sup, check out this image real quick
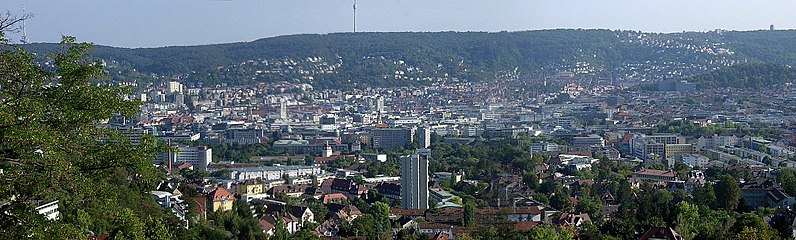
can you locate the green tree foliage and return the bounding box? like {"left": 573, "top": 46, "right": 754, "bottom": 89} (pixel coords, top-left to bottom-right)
{"left": 273, "top": 217, "right": 290, "bottom": 240}
{"left": 523, "top": 172, "right": 540, "bottom": 190}
{"left": 369, "top": 201, "right": 391, "bottom": 232}
{"left": 550, "top": 190, "right": 573, "bottom": 212}
{"left": 16, "top": 30, "right": 796, "bottom": 90}
{"left": 687, "top": 63, "right": 796, "bottom": 89}
{"left": 0, "top": 32, "right": 178, "bottom": 238}
{"left": 338, "top": 202, "right": 392, "bottom": 239}
{"left": 715, "top": 175, "right": 742, "bottom": 211}
{"left": 463, "top": 201, "right": 475, "bottom": 227}
{"left": 733, "top": 226, "right": 779, "bottom": 240}
{"left": 574, "top": 196, "right": 602, "bottom": 217}
{"left": 674, "top": 202, "right": 699, "bottom": 240}
{"left": 777, "top": 168, "right": 796, "bottom": 196}
{"left": 528, "top": 225, "right": 574, "bottom": 240}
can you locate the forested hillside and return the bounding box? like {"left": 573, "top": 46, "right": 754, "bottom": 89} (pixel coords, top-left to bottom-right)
{"left": 22, "top": 29, "right": 796, "bottom": 89}
{"left": 687, "top": 63, "right": 796, "bottom": 89}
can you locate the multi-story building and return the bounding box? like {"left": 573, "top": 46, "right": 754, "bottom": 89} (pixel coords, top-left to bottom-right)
{"left": 208, "top": 187, "right": 235, "bottom": 212}
{"left": 740, "top": 178, "right": 795, "bottom": 208}
{"left": 572, "top": 134, "right": 605, "bottom": 150}
{"left": 697, "top": 135, "right": 740, "bottom": 149}
{"left": 157, "top": 145, "right": 213, "bottom": 171}
{"left": 236, "top": 180, "right": 265, "bottom": 195}
{"left": 529, "top": 142, "right": 560, "bottom": 153}
{"left": 168, "top": 81, "right": 184, "bottom": 93}
{"left": 372, "top": 127, "right": 413, "bottom": 151}
{"left": 225, "top": 128, "right": 267, "bottom": 145}
{"left": 150, "top": 191, "right": 187, "bottom": 224}
{"left": 34, "top": 200, "right": 59, "bottom": 221}
{"left": 116, "top": 126, "right": 156, "bottom": 144}
{"left": 273, "top": 140, "right": 348, "bottom": 155}
{"left": 279, "top": 100, "right": 288, "bottom": 120}
{"left": 401, "top": 149, "right": 429, "bottom": 210}
{"left": 631, "top": 134, "right": 687, "bottom": 164}
{"left": 664, "top": 144, "right": 695, "bottom": 160}
{"left": 631, "top": 169, "right": 677, "bottom": 182}
{"left": 223, "top": 165, "right": 324, "bottom": 181}
{"left": 417, "top": 126, "right": 432, "bottom": 149}
{"left": 674, "top": 154, "right": 709, "bottom": 168}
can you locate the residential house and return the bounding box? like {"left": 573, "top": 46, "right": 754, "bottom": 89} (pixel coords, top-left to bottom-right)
{"left": 741, "top": 178, "right": 796, "bottom": 209}
{"left": 267, "top": 184, "right": 311, "bottom": 198}
{"left": 553, "top": 212, "right": 591, "bottom": 228}
{"left": 375, "top": 182, "right": 401, "bottom": 201}
{"left": 639, "top": 227, "right": 684, "bottom": 240}
{"left": 236, "top": 180, "right": 264, "bottom": 195}
{"left": 417, "top": 223, "right": 454, "bottom": 239}
{"left": 207, "top": 187, "right": 235, "bottom": 212}
{"left": 321, "top": 193, "right": 348, "bottom": 205}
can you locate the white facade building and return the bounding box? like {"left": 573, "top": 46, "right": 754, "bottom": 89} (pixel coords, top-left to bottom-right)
{"left": 401, "top": 149, "right": 429, "bottom": 210}
{"left": 226, "top": 166, "right": 324, "bottom": 181}
{"left": 34, "top": 200, "right": 59, "bottom": 221}
{"left": 168, "top": 81, "right": 184, "bottom": 93}
{"left": 157, "top": 145, "right": 213, "bottom": 171}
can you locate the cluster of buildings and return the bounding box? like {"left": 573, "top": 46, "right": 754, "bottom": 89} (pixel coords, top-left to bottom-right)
{"left": 76, "top": 72, "right": 796, "bottom": 239}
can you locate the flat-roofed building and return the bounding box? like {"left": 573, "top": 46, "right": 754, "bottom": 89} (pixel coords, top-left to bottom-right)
{"left": 401, "top": 150, "right": 429, "bottom": 210}
{"left": 372, "top": 128, "right": 413, "bottom": 151}
{"left": 632, "top": 169, "right": 677, "bottom": 182}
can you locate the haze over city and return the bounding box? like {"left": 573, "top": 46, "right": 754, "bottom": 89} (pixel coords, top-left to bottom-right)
{"left": 3, "top": 0, "right": 796, "bottom": 47}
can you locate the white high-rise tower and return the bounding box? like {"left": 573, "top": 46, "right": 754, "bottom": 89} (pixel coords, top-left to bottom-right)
{"left": 417, "top": 126, "right": 431, "bottom": 149}
{"left": 353, "top": 0, "right": 357, "bottom": 33}
{"left": 279, "top": 100, "right": 288, "bottom": 120}
{"left": 20, "top": 5, "right": 28, "bottom": 44}
{"left": 401, "top": 149, "right": 429, "bottom": 209}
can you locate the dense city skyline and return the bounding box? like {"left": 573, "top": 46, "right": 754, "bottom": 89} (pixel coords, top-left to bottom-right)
{"left": 3, "top": 0, "right": 796, "bottom": 47}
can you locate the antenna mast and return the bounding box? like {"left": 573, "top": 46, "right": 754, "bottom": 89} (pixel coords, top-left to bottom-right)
{"left": 21, "top": 5, "right": 28, "bottom": 44}
{"left": 353, "top": 0, "right": 357, "bottom": 33}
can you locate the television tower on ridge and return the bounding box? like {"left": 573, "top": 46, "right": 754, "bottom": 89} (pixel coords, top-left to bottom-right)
{"left": 353, "top": 0, "right": 357, "bottom": 33}
{"left": 21, "top": 5, "right": 28, "bottom": 44}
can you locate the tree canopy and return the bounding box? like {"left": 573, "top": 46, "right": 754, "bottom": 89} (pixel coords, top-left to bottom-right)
{"left": 0, "top": 27, "right": 175, "bottom": 238}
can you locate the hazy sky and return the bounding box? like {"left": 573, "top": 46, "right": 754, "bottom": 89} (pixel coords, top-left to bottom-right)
{"left": 2, "top": 0, "right": 795, "bottom": 48}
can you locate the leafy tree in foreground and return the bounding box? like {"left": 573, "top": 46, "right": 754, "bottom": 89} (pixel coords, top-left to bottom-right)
{"left": 0, "top": 23, "right": 171, "bottom": 238}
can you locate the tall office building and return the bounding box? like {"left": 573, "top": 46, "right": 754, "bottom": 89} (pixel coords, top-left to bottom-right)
{"left": 417, "top": 126, "right": 432, "bottom": 149}
{"left": 376, "top": 96, "right": 385, "bottom": 113}
{"left": 157, "top": 145, "right": 213, "bottom": 171}
{"left": 401, "top": 149, "right": 430, "bottom": 210}
{"left": 372, "top": 128, "right": 413, "bottom": 150}
{"left": 168, "top": 81, "right": 184, "bottom": 93}
{"left": 280, "top": 100, "right": 288, "bottom": 120}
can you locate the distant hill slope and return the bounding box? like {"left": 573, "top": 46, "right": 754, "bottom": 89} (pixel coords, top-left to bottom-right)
{"left": 687, "top": 63, "right": 796, "bottom": 89}
{"left": 22, "top": 29, "right": 796, "bottom": 89}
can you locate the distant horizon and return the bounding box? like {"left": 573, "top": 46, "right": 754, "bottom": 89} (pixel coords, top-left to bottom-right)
{"left": 3, "top": 0, "right": 796, "bottom": 48}
{"left": 19, "top": 28, "right": 795, "bottom": 49}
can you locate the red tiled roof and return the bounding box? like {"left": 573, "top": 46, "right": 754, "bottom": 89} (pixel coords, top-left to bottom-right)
{"left": 259, "top": 217, "right": 275, "bottom": 232}
{"left": 322, "top": 193, "right": 348, "bottom": 205}
{"left": 513, "top": 221, "right": 539, "bottom": 232}
{"left": 209, "top": 187, "right": 235, "bottom": 202}
{"left": 433, "top": 232, "right": 451, "bottom": 240}
{"left": 391, "top": 207, "right": 426, "bottom": 217}
{"left": 315, "top": 154, "right": 341, "bottom": 164}
{"left": 192, "top": 196, "right": 207, "bottom": 213}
